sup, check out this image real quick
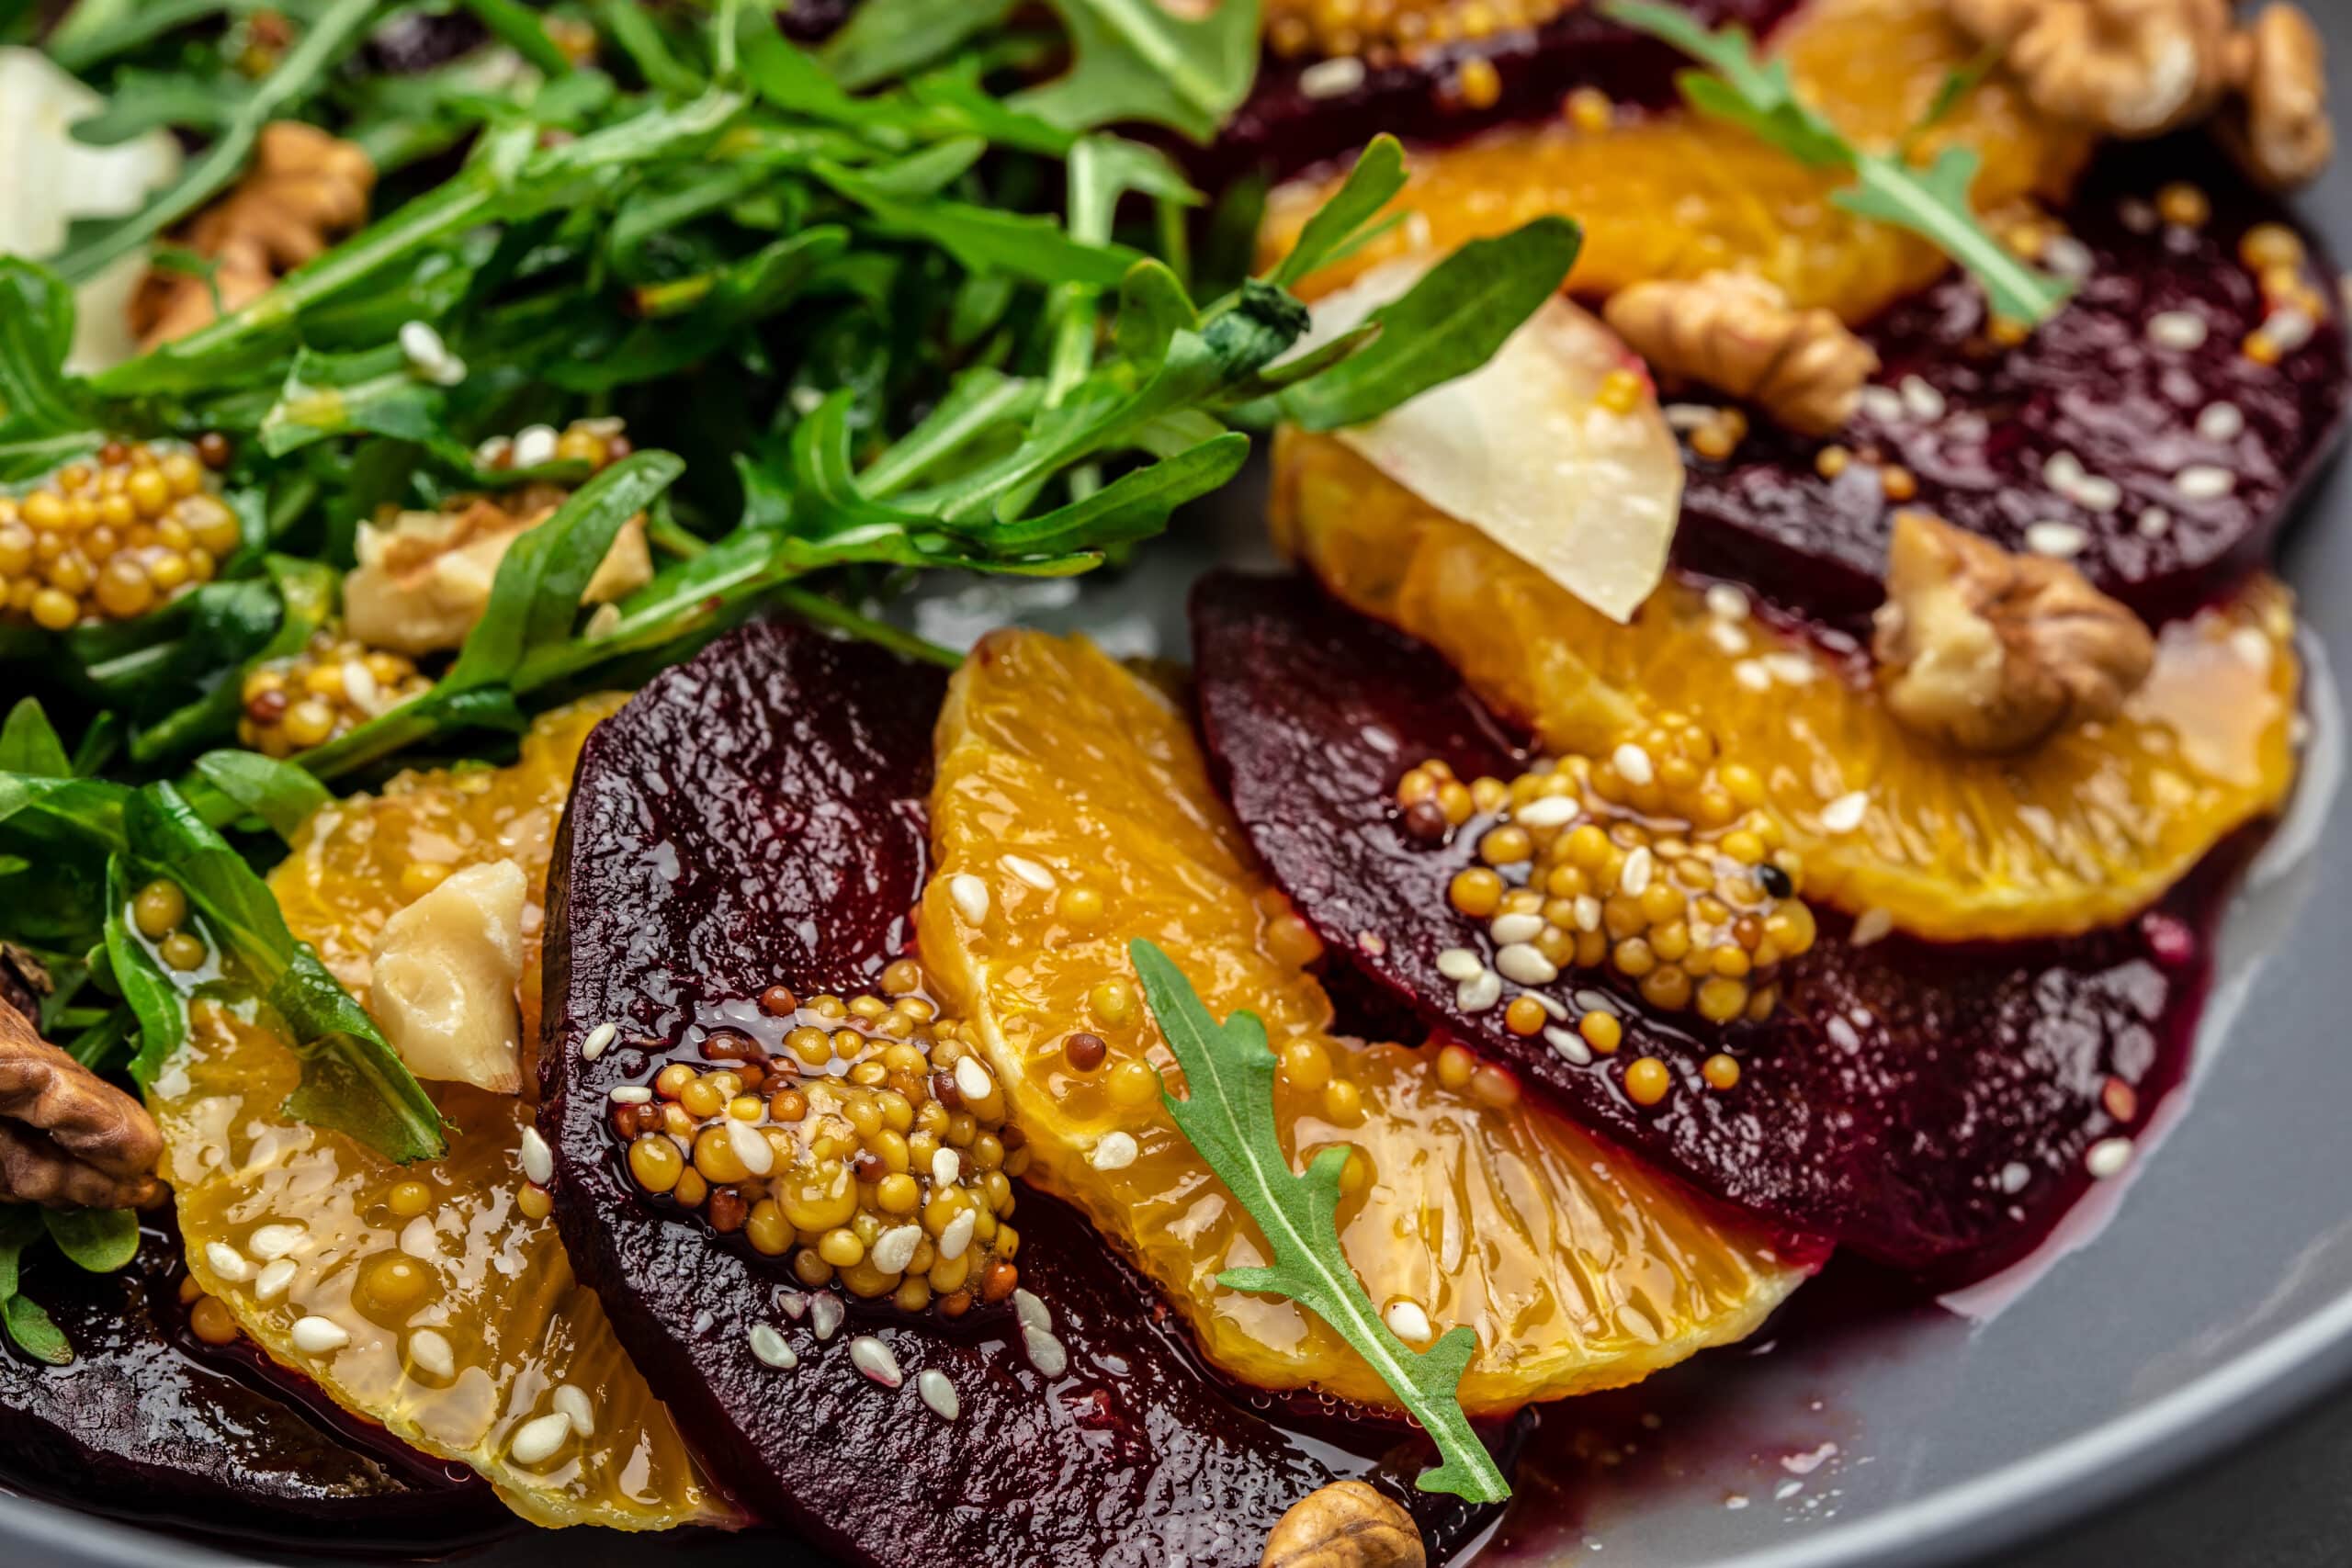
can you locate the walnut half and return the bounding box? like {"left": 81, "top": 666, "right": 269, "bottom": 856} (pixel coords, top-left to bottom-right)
{"left": 1603, "top": 272, "right": 1878, "bottom": 437}
{"left": 1261, "top": 1481, "right": 1426, "bottom": 1568}
{"left": 1871, "top": 510, "right": 2155, "bottom": 755}
{"left": 0, "top": 975, "right": 163, "bottom": 1211}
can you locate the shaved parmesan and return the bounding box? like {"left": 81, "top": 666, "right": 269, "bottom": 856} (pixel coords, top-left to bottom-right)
{"left": 1294, "top": 257, "right": 1683, "bottom": 623}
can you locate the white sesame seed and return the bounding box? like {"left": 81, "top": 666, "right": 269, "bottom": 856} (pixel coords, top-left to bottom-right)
{"left": 512, "top": 424, "right": 560, "bottom": 468}
{"left": 2044, "top": 451, "right": 2087, "bottom": 492}
{"left": 1384, "top": 1300, "right": 1433, "bottom": 1343}
{"left": 1705, "top": 583, "right": 1750, "bottom": 621}
{"left": 1573, "top": 895, "right": 1602, "bottom": 932}
{"left": 552, "top": 1384, "right": 594, "bottom": 1437}
{"left": 248, "top": 1223, "right": 305, "bottom": 1261}
{"left": 1998, "top": 1161, "right": 2031, "bottom": 1194}
{"left": 932, "top": 1148, "right": 961, "bottom": 1188}
{"left": 749, "top": 1324, "right": 798, "bottom": 1370}
{"left": 408, "top": 1328, "right": 455, "bottom": 1380}
{"left": 582, "top": 1021, "right": 616, "bottom": 1061}
{"left": 1819, "top": 791, "right": 1870, "bottom": 834}
{"left": 999, "top": 853, "right": 1055, "bottom": 890}
{"left": 205, "top": 1242, "right": 252, "bottom": 1283}
{"left": 1663, "top": 402, "right": 1719, "bottom": 431}
{"left": 809, "top": 1294, "right": 844, "bottom": 1342}
{"left": 1611, "top": 743, "right": 1654, "bottom": 786}
{"left": 398, "top": 320, "right": 447, "bottom": 368}
{"left": 1761, "top": 653, "right": 1816, "bottom": 685}
{"left": 1489, "top": 912, "right": 1545, "bottom": 945}
{"left": 290, "top": 1315, "right": 349, "bottom": 1355}
{"left": 1455, "top": 970, "right": 1502, "bottom": 1013}
{"left": 1899, "top": 375, "right": 1946, "bottom": 421}
{"left": 1621, "top": 846, "right": 1655, "bottom": 896}
{"left": 2197, "top": 401, "right": 2245, "bottom": 442}
{"left": 954, "top": 1055, "right": 994, "bottom": 1102}
{"left": 1298, "top": 56, "right": 1366, "bottom": 99}
{"left": 1495, "top": 943, "right": 1559, "bottom": 986}
{"left": 918, "top": 1367, "right": 961, "bottom": 1420}
{"left": 849, "top": 1336, "right": 903, "bottom": 1388}
{"left": 776, "top": 1291, "right": 808, "bottom": 1320}
{"left": 1087, "top": 1133, "right": 1138, "bottom": 1174}
{"left": 608, "top": 1085, "right": 651, "bottom": 1104}
{"left": 1022, "top": 1325, "right": 1069, "bottom": 1378}
{"left": 1545, "top": 1025, "right": 1593, "bottom": 1066}
{"left": 518, "top": 1127, "right": 554, "bottom": 1186}
{"left": 2146, "top": 310, "right": 2209, "bottom": 350}
{"left": 871, "top": 1224, "right": 923, "bottom": 1275}
{"left": 1013, "top": 1289, "right": 1052, "bottom": 1335}
{"left": 790, "top": 385, "right": 826, "bottom": 415}
{"left": 400, "top": 1215, "right": 436, "bottom": 1260}
{"left": 509, "top": 1411, "right": 571, "bottom": 1466}
{"left": 1858, "top": 386, "right": 1905, "bottom": 423}
{"left": 2137, "top": 506, "right": 2173, "bottom": 538}
{"left": 2175, "top": 464, "right": 2235, "bottom": 501}
{"left": 2230, "top": 626, "right": 2273, "bottom": 672}
{"left": 2041, "top": 235, "right": 2094, "bottom": 280}
{"left": 729, "top": 1117, "right": 775, "bottom": 1177}
{"left": 342, "top": 660, "right": 379, "bottom": 713}
{"left": 427, "top": 355, "right": 467, "bottom": 389}
{"left": 1734, "top": 660, "right": 1772, "bottom": 693}
{"left": 2265, "top": 308, "right": 2315, "bottom": 352}
{"left": 1707, "top": 620, "right": 1751, "bottom": 657}
{"left": 2085, "top": 1137, "right": 2133, "bottom": 1179}
{"left": 254, "top": 1258, "right": 297, "bottom": 1303}
{"left": 938, "top": 1208, "right": 979, "bottom": 1264}
{"left": 948, "top": 874, "right": 990, "bottom": 924}
{"left": 2025, "top": 521, "right": 2088, "bottom": 558}
{"left": 2072, "top": 475, "right": 2122, "bottom": 513}
{"left": 1531, "top": 991, "right": 1568, "bottom": 1020}
{"left": 1436, "top": 947, "right": 1484, "bottom": 982}
{"left": 1514, "top": 796, "right": 1578, "bottom": 829}
{"left": 1850, "top": 908, "right": 1895, "bottom": 947}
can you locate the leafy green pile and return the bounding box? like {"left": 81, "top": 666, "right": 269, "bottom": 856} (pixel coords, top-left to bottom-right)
{"left": 0, "top": 1205, "right": 139, "bottom": 1365}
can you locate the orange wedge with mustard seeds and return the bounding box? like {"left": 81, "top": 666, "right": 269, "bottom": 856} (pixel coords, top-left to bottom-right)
{"left": 1274, "top": 430, "right": 2302, "bottom": 942}
{"left": 1260, "top": 0, "right": 2092, "bottom": 320}
{"left": 151, "top": 699, "right": 729, "bottom": 1532}
{"left": 916, "top": 628, "right": 1808, "bottom": 1416}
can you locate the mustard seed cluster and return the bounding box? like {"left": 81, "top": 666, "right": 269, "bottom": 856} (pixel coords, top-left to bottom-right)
{"left": 1264, "top": 0, "right": 1577, "bottom": 72}
{"left": 238, "top": 628, "right": 434, "bottom": 756}
{"left": 609, "top": 963, "right": 1027, "bottom": 1318}
{"left": 1397, "top": 715, "right": 1818, "bottom": 1027}
{"left": 0, "top": 438, "right": 237, "bottom": 631}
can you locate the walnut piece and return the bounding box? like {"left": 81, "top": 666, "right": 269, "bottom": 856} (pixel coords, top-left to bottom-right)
{"left": 1603, "top": 272, "right": 1878, "bottom": 437}
{"left": 1871, "top": 510, "right": 2156, "bottom": 755}
{"left": 2225, "top": 5, "right": 2333, "bottom": 188}
{"left": 342, "top": 485, "right": 653, "bottom": 656}
{"left": 130, "top": 120, "right": 375, "bottom": 348}
{"left": 366, "top": 859, "right": 528, "bottom": 1096}
{"left": 1261, "top": 1482, "right": 1426, "bottom": 1568}
{"left": 0, "top": 981, "right": 162, "bottom": 1210}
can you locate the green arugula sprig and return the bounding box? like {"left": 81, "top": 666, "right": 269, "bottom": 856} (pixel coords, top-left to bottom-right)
{"left": 1128, "top": 940, "right": 1510, "bottom": 1504}
{"left": 1603, "top": 0, "right": 2072, "bottom": 326}
{"left": 0, "top": 1206, "right": 141, "bottom": 1365}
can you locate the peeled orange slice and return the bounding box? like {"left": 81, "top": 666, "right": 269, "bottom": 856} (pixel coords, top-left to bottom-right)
{"left": 917, "top": 629, "right": 1806, "bottom": 1415}
{"left": 1260, "top": 0, "right": 2092, "bottom": 319}
{"left": 1275, "top": 432, "right": 2302, "bottom": 942}
{"left": 149, "top": 700, "right": 729, "bottom": 1532}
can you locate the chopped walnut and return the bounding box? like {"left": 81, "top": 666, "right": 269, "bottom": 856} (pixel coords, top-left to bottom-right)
{"left": 1603, "top": 272, "right": 1878, "bottom": 437}
{"left": 1949, "top": 0, "right": 2238, "bottom": 136}
{"left": 129, "top": 121, "right": 375, "bottom": 348}
{"left": 1261, "top": 1481, "right": 1425, "bottom": 1568}
{"left": 2224, "top": 5, "right": 2333, "bottom": 188}
{"left": 1871, "top": 510, "right": 2156, "bottom": 755}
{"left": 342, "top": 484, "right": 653, "bottom": 656}
{"left": 0, "top": 978, "right": 162, "bottom": 1211}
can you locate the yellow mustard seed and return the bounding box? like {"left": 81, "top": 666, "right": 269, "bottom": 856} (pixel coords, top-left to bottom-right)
{"left": 1702, "top": 1054, "right": 1742, "bottom": 1090}
{"left": 1579, "top": 1012, "right": 1623, "bottom": 1055}
{"left": 1623, "top": 1057, "right": 1672, "bottom": 1107}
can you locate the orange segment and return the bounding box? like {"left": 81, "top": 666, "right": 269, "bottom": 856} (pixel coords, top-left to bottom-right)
{"left": 1261, "top": 0, "right": 2092, "bottom": 320}
{"left": 1275, "top": 431, "right": 2302, "bottom": 941}
{"left": 917, "top": 630, "right": 1804, "bottom": 1416}
{"left": 151, "top": 699, "right": 729, "bottom": 1531}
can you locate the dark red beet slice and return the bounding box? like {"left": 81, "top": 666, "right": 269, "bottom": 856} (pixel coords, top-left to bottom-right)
{"left": 1193, "top": 573, "right": 2241, "bottom": 1281}
{"left": 0, "top": 1209, "right": 505, "bottom": 1551}
{"left": 1673, "top": 141, "right": 2350, "bottom": 633}
{"left": 540, "top": 622, "right": 1514, "bottom": 1566}
{"left": 1204, "top": 0, "right": 1800, "bottom": 186}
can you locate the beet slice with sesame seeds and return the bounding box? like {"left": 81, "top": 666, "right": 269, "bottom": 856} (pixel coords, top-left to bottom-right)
{"left": 0, "top": 1207, "right": 507, "bottom": 1552}
{"left": 539, "top": 621, "right": 1516, "bottom": 1567}
{"left": 1668, "top": 141, "right": 2350, "bottom": 636}
{"left": 1193, "top": 572, "right": 2248, "bottom": 1281}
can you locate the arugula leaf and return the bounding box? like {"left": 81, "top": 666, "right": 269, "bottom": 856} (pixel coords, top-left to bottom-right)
{"left": 819, "top": 0, "right": 1020, "bottom": 91}
{"left": 41, "top": 1207, "right": 139, "bottom": 1273}
{"left": 0, "top": 1209, "right": 71, "bottom": 1366}
{"left": 1129, "top": 939, "right": 1509, "bottom": 1502}
{"left": 1603, "top": 0, "right": 2071, "bottom": 325}
{"left": 461, "top": 0, "right": 576, "bottom": 79}
{"left": 0, "top": 261, "right": 97, "bottom": 471}
{"left": 191, "top": 751, "right": 333, "bottom": 843}
{"left": 0, "top": 701, "right": 72, "bottom": 781}
{"left": 259, "top": 344, "right": 452, "bottom": 457}
{"left": 1264, "top": 134, "right": 1408, "bottom": 289}
{"left": 1013, "top": 0, "right": 1261, "bottom": 142}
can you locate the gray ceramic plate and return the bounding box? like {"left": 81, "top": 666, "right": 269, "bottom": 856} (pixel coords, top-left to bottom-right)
{"left": 11, "top": 24, "right": 2352, "bottom": 1568}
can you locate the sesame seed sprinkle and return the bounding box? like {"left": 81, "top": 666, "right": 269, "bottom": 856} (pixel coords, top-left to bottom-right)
{"left": 1495, "top": 942, "right": 1559, "bottom": 986}
{"left": 1514, "top": 795, "right": 1578, "bottom": 829}
{"left": 932, "top": 1147, "right": 961, "bottom": 1187}
{"left": 1858, "top": 386, "right": 1905, "bottom": 423}
{"left": 1819, "top": 791, "right": 1870, "bottom": 834}
{"left": 1545, "top": 1025, "right": 1594, "bottom": 1066}
{"left": 581, "top": 1021, "right": 616, "bottom": 1060}
{"left": 608, "top": 1085, "right": 651, "bottom": 1103}
{"left": 1899, "top": 375, "right": 1946, "bottom": 420}
{"left": 1436, "top": 947, "right": 1484, "bottom": 982}
{"left": 1298, "top": 56, "right": 1365, "bottom": 98}
{"left": 1705, "top": 583, "right": 1750, "bottom": 621}
{"left": 1850, "top": 908, "right": 1895, "bottom": 946}
{"left": 749, "top": 1324, "right": 798, "bottom": 1370}
{"left": 206, "top": 1241, "right": 252, "bottom": 1283}
{"left": 1620, "top": 845, "right": 1654, "bottom": 895}
{"left": 254, "top": 1258, "right": 297, "bottom": 1302}
{"left": 872, "top": 1224, "right": 923, "bottom": 1274}
{"left": 2175, "top": 465, "right": 2235, "bottom": 501}
{"left": 918, "top": 1367, "right": 961, "bottom": 1421}
{"left": 408, "top": 1328, "right": 455, "bottom": 1379}
{"left": 953, "top": 1054, "right": 995, "bottom": 1101}
{"left": 1000, "top": 853, "right": 1056, "bottom": 890}
{"left": 849, "top": 1336, "right": 904, "bottom": 1388}
{"left": 1455, "top": 970, "right": 1503, "bottom": 1013}
{"left": 2024, "top": 521, "right": 2088, "bottom": 558}
{"left": 290, "top": 1315, "right": 350, "bottom": 1354}
{"left": 552, "top": 1384, "right": 594, "bottom": 1437}
{"left": 1013, "top": 1289, "right": 1053, "bottom": 1335}
{"left": 809, "top": 1294, "right": 844, "bottom": 1342}
{"left": 2197, "top": 402, "right": 2245, "bottom": 442}
{"left": 249, "top": 1223, "right": 305, "bottom": 1260}
{"left": 1611, "top": 742, "right": 1654, "bottom": 786}
{"left": 2085, "top": 1137, "right": 2133, "bottom": 1179}
{"left": 1707, "top": 620, "right": 1750, "bottom": 657}
{"left": 2146, "top": 310, "right": 2209, "bottom": 350}
{"left": 1384, "top": 1300, "right": 1433, "bottom": 1342}
{"left": 2137, "top": 507, "right": 2172, "bottom": 538}
{"left": 1489, "top": 911, "right": 1545, "bottom": 945}
{"left": 727, "top": 1116, "right": 775, "bottom": 1177}
{"left": 509, "top": 1411, "right": 571, "bottom": 1466}
{"left": 1022, "top": 1324, "right": 1069, "bottom": 1378}
{"left": 1088, "top": 1132, "right": 1138, "bottom": 1172}
{"left": 518, "top": 1127, "right": 554, "bottom": 1186}
{"left": 948, "top": 874, "right": 990, "bottom": 924}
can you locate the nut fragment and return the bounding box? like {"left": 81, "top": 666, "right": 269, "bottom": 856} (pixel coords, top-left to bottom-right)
{"left": 129, "top": 121, "right": 375, "bottom": 347}
{"left": 0, "top": 976, "right": 162, "bottom": 1210}
{"left": 367, "top": 859, "right": 527, "bottom": 1095}
{"left": 2223, "top": 5, "right": 2333, "bottom": 188}
{"left": 1603, "top": 272, "right": 1878, "bottom": 436}
{"left": 1871, "top": 510, "right": 2155, "bottom": 754}
{"left": 1261, "top": 1481, "right": 1426, "bottom": 1568}
{"left": 1949, "top": 0, "right": 2237, "bottom": 136}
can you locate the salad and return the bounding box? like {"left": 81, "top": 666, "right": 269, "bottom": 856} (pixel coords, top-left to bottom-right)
{"left": 0, "top": 0, "right": 2341, "bottom": 1562}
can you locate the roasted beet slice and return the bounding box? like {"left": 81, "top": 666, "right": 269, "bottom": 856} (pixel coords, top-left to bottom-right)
{"left": 1193, "top": 574, "right": 2240, "bottom": 1280}
{"left": 0, "top": 1210, "right": 505, "bottom": 1551}
{"left": 540, "top": 622, "right": 1512, "bottom": 1566}
{"left": 1672, "top": 142, "right": 2350, "bottom": 632}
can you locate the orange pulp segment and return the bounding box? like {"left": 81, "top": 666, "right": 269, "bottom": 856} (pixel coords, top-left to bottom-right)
{"left": 1275, "top": 431, "right": 2302, "bottom": 942}
{"left": 917, "top": 629, "right": 1805, "bottom": 1415}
